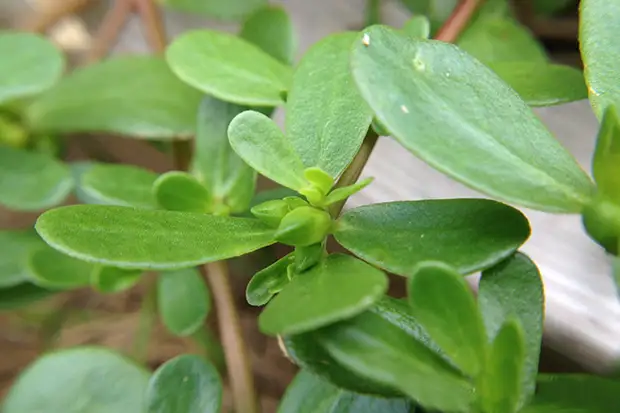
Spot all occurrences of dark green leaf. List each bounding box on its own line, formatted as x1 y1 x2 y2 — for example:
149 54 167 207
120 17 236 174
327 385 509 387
0 146 73 211
166 30 292 106
246 253 294 306
286 32 372 178
191 97 255 213
228 110 307 190
154 171 211 213
351 26 594 212
580 0 620 118
146 354 222 413
27 56 202 139
0 283 54 311
92 266 143 294
489 62 588 107
259 254 387 335
592 106 620 204
317 311 473 412
0 31 64 104
27 246 92 289
408 262 487 377
158 0 266 21
478 319 525 413
278 370 414 413
2 347 150 413
534 0 572 15
240 5 296 65
402 15 431 39
334 199 530 276
479 252 544 405
520 375 620 412
158 268 210 336
35 205 276 269
0 229 44 287
81 163 158 208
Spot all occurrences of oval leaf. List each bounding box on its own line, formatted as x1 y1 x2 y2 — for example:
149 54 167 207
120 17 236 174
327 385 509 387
146 354 222 413
2 347 150 413
92 266 143 293
240 5 296 65
228 110 307 190
27 246 93 289
246 253 294 306
408 262 487 377
352 26 594 212
259 254 388 335
0 146 73 211
81 163 158 208
402 15 431 39
479 252 544 405
35 205 276 269
27 56 202 139
0 32 64 103
158 0 266 21
580 0 620 118
0 230 45 287
334 199 530 276
154 171 211 213
166 30 292 106
286 32 372 178
278 370 414 413
316 311 473 412
158 268 210 336
489 62 588 107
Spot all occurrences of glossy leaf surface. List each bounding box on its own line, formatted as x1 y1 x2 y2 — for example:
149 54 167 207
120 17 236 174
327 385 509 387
408 262 487 377
351 26 594 212
0 146 73 211
158 0 266 20
2 347 150 413
240 5 296 64
479 252 543 404
154 172 210 213
158 268 210 336
146 354 222 413
35 205 276 269
0 230 44 287
246 253 294 306
278 370 414 413
81 163 158 208
592 106 620 204
0 32 64 103
28 56 202 139
580 0 620 118
259 254 387 335
334 199 530 276
166 30 292 106
286 32 372 178
229 110 307 190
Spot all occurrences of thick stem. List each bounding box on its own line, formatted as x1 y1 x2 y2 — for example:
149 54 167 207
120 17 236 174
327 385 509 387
133 0 167 53
435 0 485 42
201 262 259 413
86 0 134 63
22 0 95 33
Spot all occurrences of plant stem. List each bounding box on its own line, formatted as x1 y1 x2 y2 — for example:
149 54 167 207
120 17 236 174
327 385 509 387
133 0 167 53
364 0 382 27
22 0 95 33
131 277 157 363
86 0 134 63
435 0 485 42
200 262 259 413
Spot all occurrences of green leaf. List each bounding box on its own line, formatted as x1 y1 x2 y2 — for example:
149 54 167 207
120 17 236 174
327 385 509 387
489 62 588 107
479 252 543 405
286 32 373 178
0 31 64 104
0 283 54 311
351 26 594 212
81 163 158 208
334 199 530 276
259 254 387 335
408 262 487 377
166 30 292 106
191 96 255 213
240 5 296 65
478 319 525 413
580 0 620 118
146 354 222 413
2 347 150 413
228 110 307 190
70 161 100 204
35 205 276 269
27 56 202 139
521 375 620 412
27 246 92 289
317 311 473 412
402 15 431 39
458 17 547 65
154 171 211 213
278 370 414 413
0 146 73 211
592 106 620 204
158 268 210 336
324 178 373 207
246 253 294 306
248 187 299 211
534 0 572 15
274 207 332 247
0 229 44 287
157 0 266 21
399 0 458 34
92 266 143 294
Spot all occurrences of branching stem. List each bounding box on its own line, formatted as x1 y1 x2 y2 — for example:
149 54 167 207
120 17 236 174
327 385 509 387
86 0 134 63
22 0 95 33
